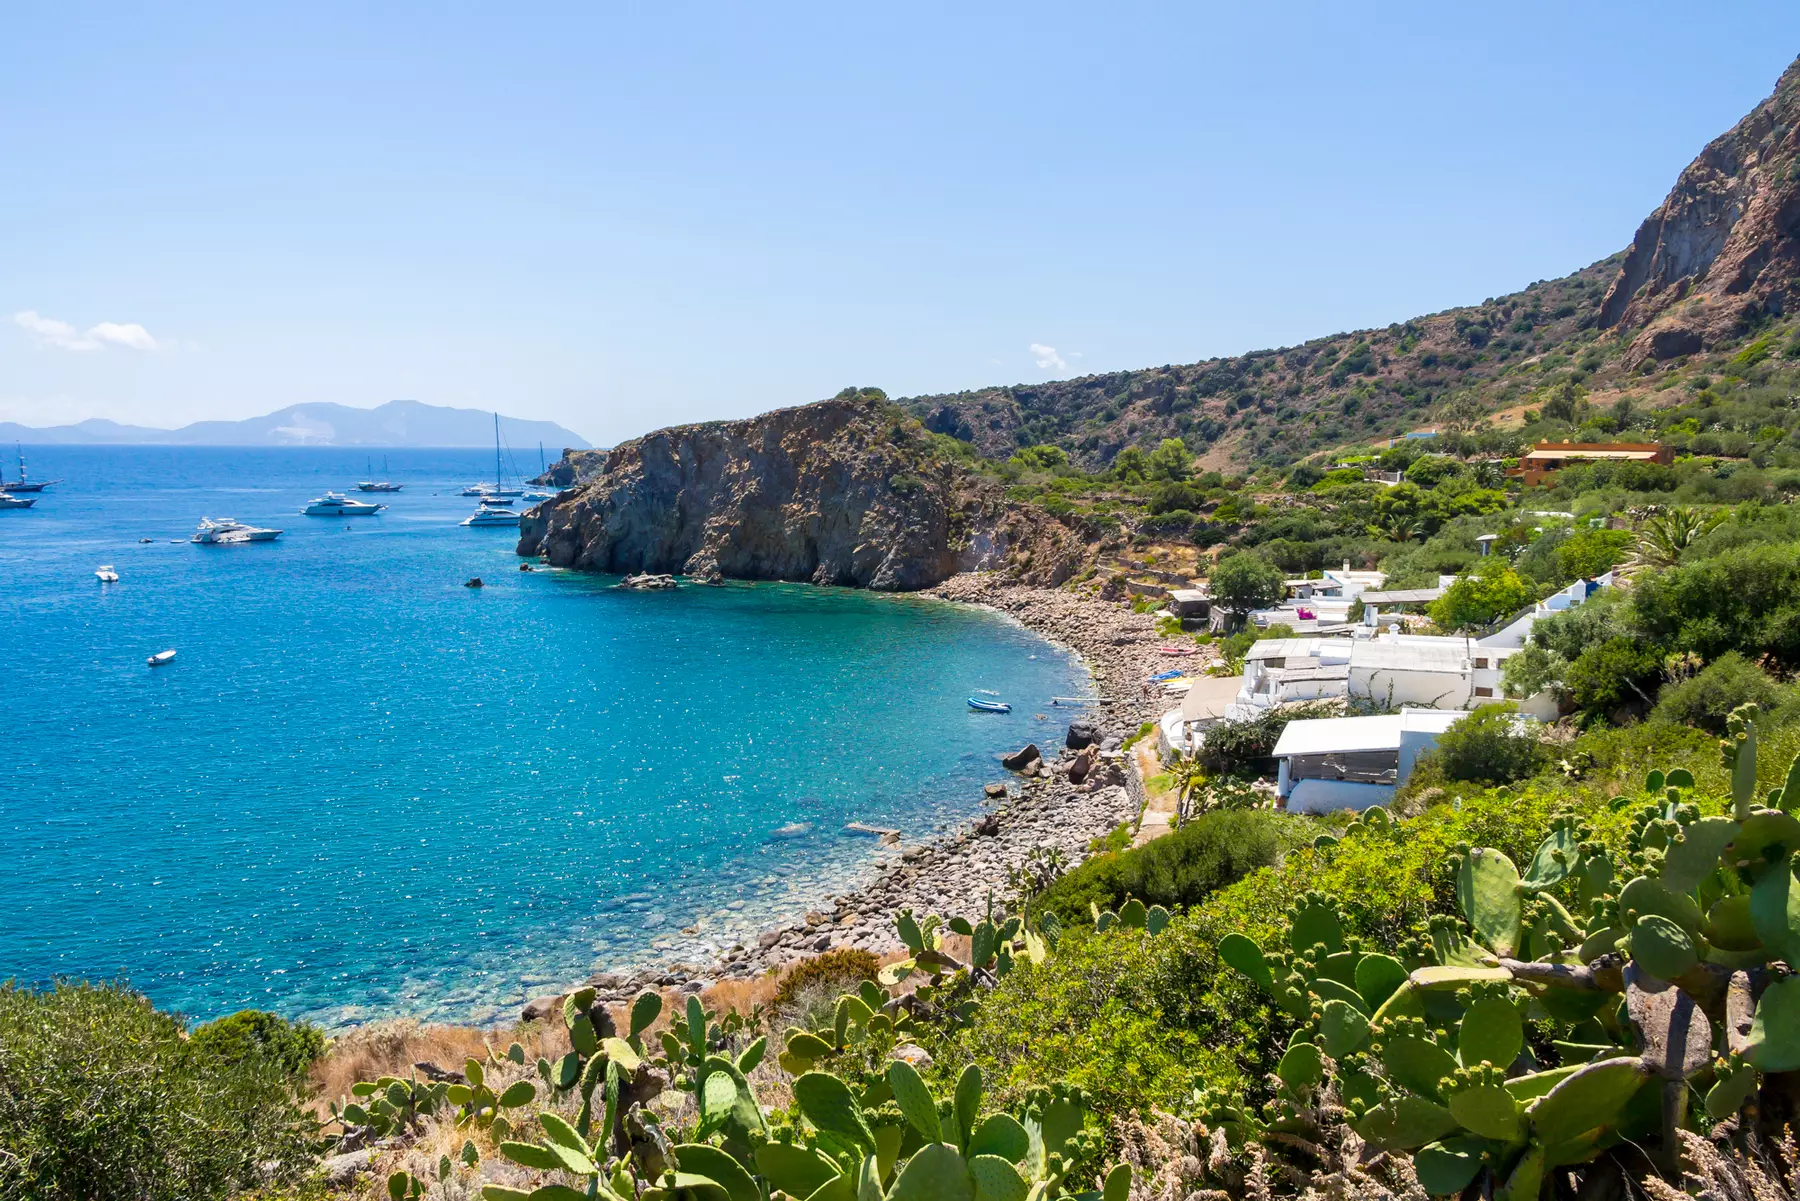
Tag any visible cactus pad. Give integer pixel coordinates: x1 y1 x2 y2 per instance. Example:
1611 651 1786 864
1288 896 1344 955
1413 1135 1487 1198
1628 913 1700 981
1747 974 1800 1072
1618 875 1702 939
1521 824 1577 893
1352 1096 1459 1151
1457 996 1524 1069
1749 860 1800 964
1661 816 1740 895
1276 1041 1325 1091
1380 1032 1458 1101
1218 932 1275 991
1456 848 1522 956
1355 953 1409 1012
967 1154 1028 1201
1447 1079 1523 1143
1526 1057 1648 1134
888 1143 974 1201
1319 999 1371 1058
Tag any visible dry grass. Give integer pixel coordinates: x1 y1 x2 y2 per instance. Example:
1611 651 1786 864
311 1019 571 1119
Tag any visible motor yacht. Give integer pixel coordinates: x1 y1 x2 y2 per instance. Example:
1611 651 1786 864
192 517 284 543
302 492 384 516
95 565 119 582
0 494 34 510
461 502 520 527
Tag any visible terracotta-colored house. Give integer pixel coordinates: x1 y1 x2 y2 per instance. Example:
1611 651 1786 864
1509 441 1673 487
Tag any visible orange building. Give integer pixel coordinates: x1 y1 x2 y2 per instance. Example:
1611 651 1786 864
1509 441 1672 487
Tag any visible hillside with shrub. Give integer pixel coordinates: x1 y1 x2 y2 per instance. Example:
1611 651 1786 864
907 55 1800 474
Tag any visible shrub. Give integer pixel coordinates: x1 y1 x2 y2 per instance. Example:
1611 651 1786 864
187 1009 326 1081
1650 650 1784 732
769 947 880 1010
1566 636 1663 715
1030 809 1309 923
1146 481 1202 514
1417 702 1545 785
1429 563 1532 630
0 982 315 1201
1207 553 1285 619
1195 700 1338 774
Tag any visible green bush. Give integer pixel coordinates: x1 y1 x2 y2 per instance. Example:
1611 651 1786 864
1030 808 1310 923
1194 700 1338 773
1207 553 1285 618
770 947 880 1010
1414 702 1545 785
1428 562 1532 630
188 1009 326 1081
1650 650 1784 732
0 982 316 1201
1566 635 1662 715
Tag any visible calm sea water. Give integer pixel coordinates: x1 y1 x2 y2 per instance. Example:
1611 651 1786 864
0 446 1085 1026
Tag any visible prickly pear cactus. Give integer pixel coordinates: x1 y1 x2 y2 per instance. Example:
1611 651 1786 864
1214 706 1800 1197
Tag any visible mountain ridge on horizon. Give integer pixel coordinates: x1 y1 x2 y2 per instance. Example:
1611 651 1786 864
0 399 592 449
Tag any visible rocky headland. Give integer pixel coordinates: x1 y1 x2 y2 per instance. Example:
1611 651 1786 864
516 391 1092 590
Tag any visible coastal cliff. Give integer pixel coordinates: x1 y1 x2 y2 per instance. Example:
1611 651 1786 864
517 392 1090 590
1600 55 1800 362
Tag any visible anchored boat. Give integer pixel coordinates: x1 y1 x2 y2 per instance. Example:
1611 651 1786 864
967 697 1012 713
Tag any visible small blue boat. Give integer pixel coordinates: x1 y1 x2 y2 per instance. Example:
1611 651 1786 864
967 696 1012 713
1148 669 1184 682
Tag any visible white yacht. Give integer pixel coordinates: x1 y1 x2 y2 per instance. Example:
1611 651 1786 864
95 565 119 582
461 502 520 528
192 517 284 544
0 494 34 510
302 492 385 517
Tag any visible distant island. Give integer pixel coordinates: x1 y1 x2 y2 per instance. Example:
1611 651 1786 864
0 399 592 449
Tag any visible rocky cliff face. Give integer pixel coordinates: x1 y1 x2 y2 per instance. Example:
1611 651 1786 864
517 395 1091 590
1601 55 1800 362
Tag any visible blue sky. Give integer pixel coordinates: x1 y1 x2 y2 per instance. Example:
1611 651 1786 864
2 3 1794 445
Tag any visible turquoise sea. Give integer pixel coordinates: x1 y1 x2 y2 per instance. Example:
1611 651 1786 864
0 446 1086 1026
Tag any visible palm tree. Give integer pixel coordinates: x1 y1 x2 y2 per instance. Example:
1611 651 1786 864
1626 506 1725 573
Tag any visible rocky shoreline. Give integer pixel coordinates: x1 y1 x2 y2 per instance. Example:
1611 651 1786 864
556 573 1213 1016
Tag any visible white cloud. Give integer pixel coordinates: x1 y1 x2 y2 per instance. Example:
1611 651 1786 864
1030 342 1067 371
13 310 160 352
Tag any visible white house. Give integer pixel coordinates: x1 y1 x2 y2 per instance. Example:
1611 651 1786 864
1249 566 1387 631
1274 707 1470 813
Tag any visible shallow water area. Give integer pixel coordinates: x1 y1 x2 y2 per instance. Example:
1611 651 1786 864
0 446 1087 1025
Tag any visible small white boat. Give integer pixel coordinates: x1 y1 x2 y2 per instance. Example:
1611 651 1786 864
95 565 119 582
192 517 284 544
147 649 176 667
461 503 520 528
302 492 384 516
0 494 35 510
968 696 1013 713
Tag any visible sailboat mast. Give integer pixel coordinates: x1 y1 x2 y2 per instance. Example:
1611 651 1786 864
493 413 502 490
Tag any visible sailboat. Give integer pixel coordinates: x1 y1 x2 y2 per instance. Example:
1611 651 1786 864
460 415 525 525
460 416 523 498
0 445 60 493
355 456 403 493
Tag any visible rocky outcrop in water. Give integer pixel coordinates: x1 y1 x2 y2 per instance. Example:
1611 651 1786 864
517 393 1092 590
1601 55 1800 363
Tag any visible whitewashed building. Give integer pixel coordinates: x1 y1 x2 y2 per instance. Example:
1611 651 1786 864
1274 707 1470 813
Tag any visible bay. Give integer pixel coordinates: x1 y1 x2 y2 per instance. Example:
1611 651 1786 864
0 445 1085 1025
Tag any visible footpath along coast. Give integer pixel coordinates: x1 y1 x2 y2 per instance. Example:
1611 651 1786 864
552 572 1220 1015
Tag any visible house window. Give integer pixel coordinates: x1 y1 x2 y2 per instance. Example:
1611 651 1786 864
1474 686 1494 698
1474 658 1489 669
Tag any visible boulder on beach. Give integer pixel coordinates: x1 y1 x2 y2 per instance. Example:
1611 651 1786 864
983 782 1008 799
1068 746 1097 785
1001 743 1042 771
1065 719 1102 750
